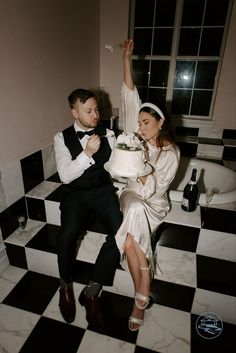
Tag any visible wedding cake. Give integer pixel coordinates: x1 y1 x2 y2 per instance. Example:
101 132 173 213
107 132 148 177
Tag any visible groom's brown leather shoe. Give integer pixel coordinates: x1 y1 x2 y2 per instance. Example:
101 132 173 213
78 288 104 331
59 286 76 323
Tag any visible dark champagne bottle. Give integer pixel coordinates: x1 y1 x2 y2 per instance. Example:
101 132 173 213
181 168 198 212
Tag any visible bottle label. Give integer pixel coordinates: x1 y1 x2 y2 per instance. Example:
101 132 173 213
182 197 189 208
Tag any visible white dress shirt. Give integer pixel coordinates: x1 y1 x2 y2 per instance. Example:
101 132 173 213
54 122 116 184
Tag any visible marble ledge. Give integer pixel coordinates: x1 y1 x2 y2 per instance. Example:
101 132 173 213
4 219 46 246
26 181 61 200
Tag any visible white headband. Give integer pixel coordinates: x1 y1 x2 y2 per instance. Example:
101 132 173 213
139 102 165 120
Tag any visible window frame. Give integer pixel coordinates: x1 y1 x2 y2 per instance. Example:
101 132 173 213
128 0 233 124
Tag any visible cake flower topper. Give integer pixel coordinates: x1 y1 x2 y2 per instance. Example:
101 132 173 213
116 132 144 151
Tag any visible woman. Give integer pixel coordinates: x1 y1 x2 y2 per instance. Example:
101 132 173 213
115 39 180 331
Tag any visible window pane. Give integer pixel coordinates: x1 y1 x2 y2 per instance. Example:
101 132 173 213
155 0 176 26
204 0 229 26
137 87 148 102
133 60 150 86
133 29 152 55
178 28 201 55
191 90 212 116
134 0 155 26
200 28 224 56
172 89 191 114
181 0 205 26
174 61 195 89
148 88 167 110
153 28 173 55
195 62 218 89
150 60 170 87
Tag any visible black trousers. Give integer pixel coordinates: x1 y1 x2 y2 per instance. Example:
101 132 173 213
57 185 123 286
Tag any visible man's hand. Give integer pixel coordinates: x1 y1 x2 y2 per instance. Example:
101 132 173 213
84 135 101 158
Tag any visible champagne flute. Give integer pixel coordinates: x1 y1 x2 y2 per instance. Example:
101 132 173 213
205 188 214 208
105 43 123 52
17 213 27 230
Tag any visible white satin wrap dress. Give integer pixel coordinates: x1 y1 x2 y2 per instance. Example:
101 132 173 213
115 83 180 273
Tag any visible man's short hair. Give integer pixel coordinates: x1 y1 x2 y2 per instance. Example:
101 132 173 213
68 89 96 108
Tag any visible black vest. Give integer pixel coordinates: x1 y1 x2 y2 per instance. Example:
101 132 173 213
62 125 112 190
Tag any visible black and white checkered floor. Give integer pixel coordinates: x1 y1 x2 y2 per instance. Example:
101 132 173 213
1 179 236 353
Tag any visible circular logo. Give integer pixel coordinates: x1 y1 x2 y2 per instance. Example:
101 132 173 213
196 312 223 339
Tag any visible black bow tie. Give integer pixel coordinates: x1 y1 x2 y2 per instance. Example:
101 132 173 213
77 129 95 139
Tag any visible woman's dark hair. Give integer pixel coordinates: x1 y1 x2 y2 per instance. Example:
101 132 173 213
139 106 176 149
68 88 96 108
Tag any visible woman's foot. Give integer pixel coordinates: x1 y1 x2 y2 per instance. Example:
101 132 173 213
128 304 144 331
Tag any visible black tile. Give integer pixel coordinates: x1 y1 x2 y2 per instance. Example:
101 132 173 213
26 224 60 253
198 137 222 145
3 271 59 315
197 255 236 296
19 316 84 353
222 129 236 140
191 314 236 353
155 222 200 252
46 172 61 183
177 142 198 157
5 243 28 269
20 150 44 193
45 184 64 202
222 146 236 161
98 291 138 343
26 197 46 222
200 207 236 234
0 197 27 239
150 279 195 312
175 127 199 137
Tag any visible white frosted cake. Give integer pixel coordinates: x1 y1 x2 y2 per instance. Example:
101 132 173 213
108 133 147 177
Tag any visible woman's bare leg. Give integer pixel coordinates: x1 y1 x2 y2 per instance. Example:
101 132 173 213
124 233 151 330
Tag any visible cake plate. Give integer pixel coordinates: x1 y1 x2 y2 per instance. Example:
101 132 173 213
104 162 152 178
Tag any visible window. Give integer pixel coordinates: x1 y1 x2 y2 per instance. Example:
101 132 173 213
129 0 233 121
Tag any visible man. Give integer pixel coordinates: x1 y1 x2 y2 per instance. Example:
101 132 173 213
54 88 122 329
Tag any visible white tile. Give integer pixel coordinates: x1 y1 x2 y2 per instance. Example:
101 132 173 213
26 180 60 199
166 201 201 228
191 288 236 325
4 219 46 246
197 144 224 160
197 228 236 262
43 282 88 329
137 304 190 353
0 160 24 212
45 199 61 225
0 304 39 353
0 265 27 302
154 246 197 288
77 231 106 264
198 127 223 139
25 248 59 277
41 144 57 180
77 330 135 353
103 268 134 298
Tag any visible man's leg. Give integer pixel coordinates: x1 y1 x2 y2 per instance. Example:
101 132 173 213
78 190 122 330
58 191 88 323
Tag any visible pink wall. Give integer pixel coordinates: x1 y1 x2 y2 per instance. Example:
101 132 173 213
0 0 100 167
